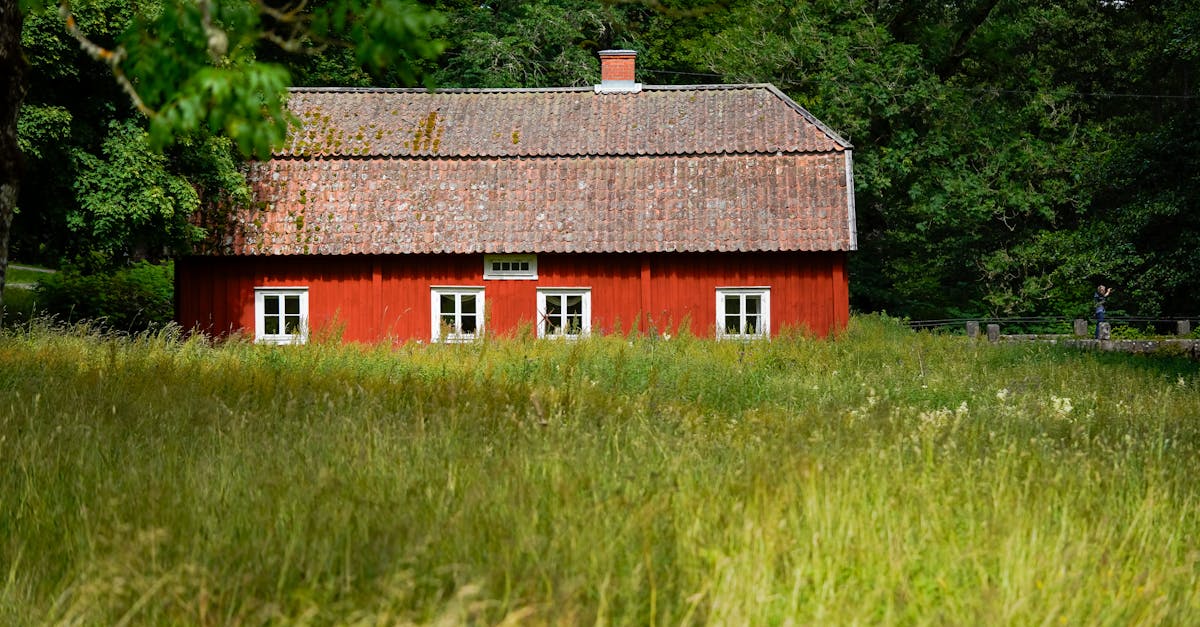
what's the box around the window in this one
[255,287,309,344]
[716,288,770,339]
[483,254,537,280]
[537,289,591,338]
[431,287,485,342]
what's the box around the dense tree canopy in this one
[5,0,1198,320]
[1,0,443,310]
[675,0,1198,319]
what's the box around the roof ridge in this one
[287,84,772,94]
[270,148,843,161]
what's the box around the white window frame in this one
[254,287,309,345]
[483,254,537,280]
[716,287,770,340]
[431,287,485,343]
[536,288,592,339]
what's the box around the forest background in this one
[8,0,1200,322]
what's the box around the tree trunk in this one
[0,0,26,320]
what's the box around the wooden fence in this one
[906,317,1199,358]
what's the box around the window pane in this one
[745,296,759,315]
[284,315,301,334]
[745,316,758,335]
[434,290,482,339]
[264,295,279,315]
[725,316,741,335]
[265,316,280,335]
[565,295,582,315]
[485,255,535,278]
[566,315,583,334]
[725,295,740,315]
[545,295,562,316]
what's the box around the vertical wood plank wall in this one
[176,251,849,343]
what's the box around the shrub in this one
[36,261,174,332]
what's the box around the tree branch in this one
[255,0,313,24]
[198,0,229,60]
[57,1,155,117]
[253,0,331,55]
[936,0,1003,80]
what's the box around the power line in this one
[640,68,1197,101]
[948,86,1196,101]
[641,69,724,78]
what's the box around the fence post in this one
[987,324,1000,343]
[1098,322,1111,341]
[1178,320,1192,336]
[966,321,980,339]
[1073,319,1088,337]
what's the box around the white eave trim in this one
[845,149,858,251]
[762,84,853,150]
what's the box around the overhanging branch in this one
[58,1,155,117]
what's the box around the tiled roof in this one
[216,84,857,255]
[280,85,850,158]
[228,153,852,255]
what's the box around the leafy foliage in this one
[69,120,203,260]
[430,0,617,88]
[676,0,1198,319]
[14,103,70,159]
[35,260,174,331]
[10,0,442,272]
[59,0,445,158]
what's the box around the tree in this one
[15,1,250,267]
[679,0,1199,319]
[1,0,444,316]
[1,0,26,315]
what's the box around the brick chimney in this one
[595,50,641,94]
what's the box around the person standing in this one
[1094,285,1113,339]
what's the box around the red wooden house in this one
[176,51,857,344]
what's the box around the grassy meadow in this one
[2,262,54,325]
[1,316,1198,625]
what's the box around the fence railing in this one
[906,316,1197,339]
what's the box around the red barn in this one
[177,50,857,344]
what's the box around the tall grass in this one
[1,316,1198,624]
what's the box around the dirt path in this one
[6,264,57,290]
[8,264,56,273]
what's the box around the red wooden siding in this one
[176,251,849,343]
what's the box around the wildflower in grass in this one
[915,401,969,441]
[1050,395,1073,419]
[996,388,1011,403]
[917,407,952,436]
